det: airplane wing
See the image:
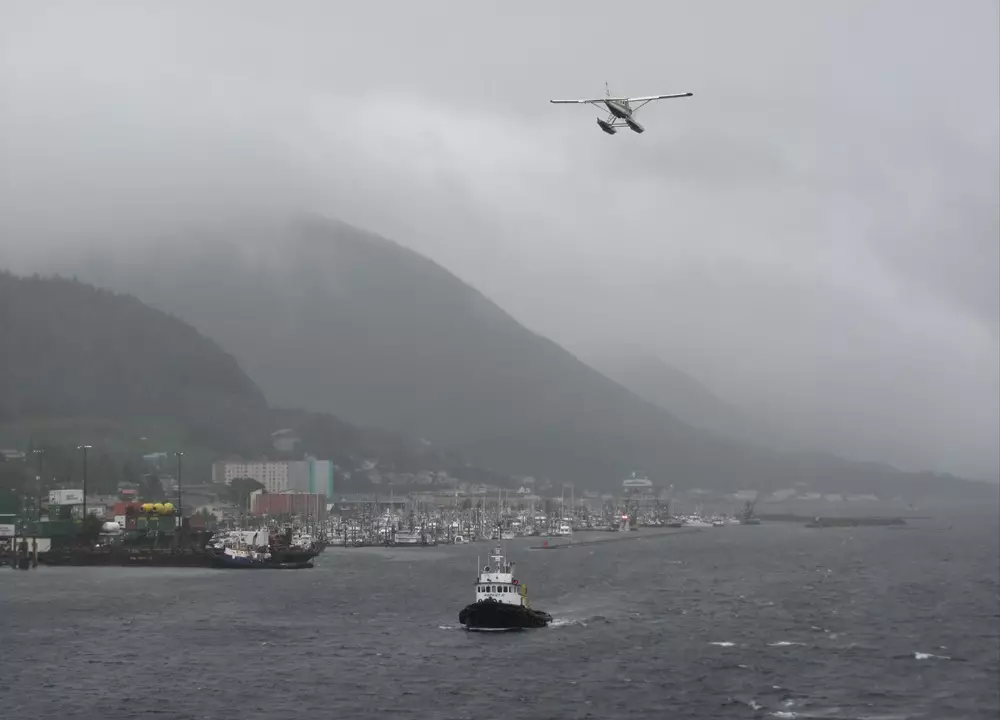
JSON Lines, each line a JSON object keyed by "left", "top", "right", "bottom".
{"left": 550, "top": 92, "right": 693, "bottom": 104}
{"left": 626, "top": 93, "right": 694, "bottom": 102}
{"left": 549, "top": 98, "right": 607, "bottom": 104}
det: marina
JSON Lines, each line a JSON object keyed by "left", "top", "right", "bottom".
{"left": 8, "top": 470, "right": 938, "bottom": 573}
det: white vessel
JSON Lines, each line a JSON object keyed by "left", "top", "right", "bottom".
{"left": 458, "top": 525, "right": 552, "bottom": 632}
{"left": 392, "top": 528, "right": 436, "bottom": 546}
{"left": 682, "top": 516, "right": 713, "bottom": 528}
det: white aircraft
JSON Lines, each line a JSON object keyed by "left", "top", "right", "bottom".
{"left": 550, "top": 83, "right": 693, "bottom": 135}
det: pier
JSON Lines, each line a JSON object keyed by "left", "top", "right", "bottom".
{"left": 530, "top": 527, "right": 700, "bottom": 550}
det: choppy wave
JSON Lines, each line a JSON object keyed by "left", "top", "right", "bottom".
{"left": 3, "top": 510, "right": 996, "bottom": 720}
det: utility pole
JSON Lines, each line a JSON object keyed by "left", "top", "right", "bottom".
{"left": 174, "top": 451, "right": 184, "bottom": 527}
{"left": 77, "top": 445, "right": 91, "bottom": 519}
{"left": 32, "top": 448, "right": 44, "bottom": 522}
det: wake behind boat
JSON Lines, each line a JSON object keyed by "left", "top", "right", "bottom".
{"left": 459, "top": 524, "right": 551, "bottom": 632}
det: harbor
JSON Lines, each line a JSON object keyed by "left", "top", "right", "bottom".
{"left": 6, "top": 466, "right": 934, "bottom": 572}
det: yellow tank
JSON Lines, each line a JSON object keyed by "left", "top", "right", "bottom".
{"left": 161, "top": 502, "right": 175, "bottom": 514}
{"left": 152, "top": 503, "right": 164, "bottom": 513}
{"left": 141, "top": 503, "right": 155, "bottom": 513}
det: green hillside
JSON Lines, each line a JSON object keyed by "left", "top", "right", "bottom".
{"left": 0, "top": 271, "right": 271, "bottom": 456}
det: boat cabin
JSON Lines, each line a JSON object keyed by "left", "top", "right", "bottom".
{"left": 475, "top": 543, "right": 528, "bottom": 607}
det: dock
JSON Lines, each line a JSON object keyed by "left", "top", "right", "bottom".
{"left": 529, "top": 527, "right": 700, "bottom": 550}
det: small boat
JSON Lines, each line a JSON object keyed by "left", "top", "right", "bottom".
{"left": 682, "top": 516, "right": 712, "bottom": 528}
{"left": 459, "top": 524, "right": 552, "bottom": 632}
{"left": 393, "top": 530, "right": 425, "bottom": 545}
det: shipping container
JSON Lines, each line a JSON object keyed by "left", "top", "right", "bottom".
{"left": 49, "top": 489, "right": 84, "bottom": 506}
{"left": 113, "top": 501, "right": 143, "bottom": 516}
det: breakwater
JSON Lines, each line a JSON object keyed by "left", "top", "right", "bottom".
{"left": 530, "top": 528, "right": 700, "bottom": 550}
{"left": 805, "top": 516, "right": 907, "bottom": 528}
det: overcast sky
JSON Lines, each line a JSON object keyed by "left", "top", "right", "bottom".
{"left": 1, "top": 0, "right": 998, "bottom": 478}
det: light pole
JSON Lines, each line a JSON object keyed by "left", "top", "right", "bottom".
{"left": 32, "top": 448, "right": 44, "bottom": 521}
{"left": 174, "top": 451, "right": 184, "bottom": 527}
{"left": 77, "top": 445, "right": 92, "bottom": 519}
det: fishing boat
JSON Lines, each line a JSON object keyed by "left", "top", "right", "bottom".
{"left": 681, "top": 515, "right": 712, "bottom": 528}
{"left": 210, "top": 546, "right": 313, "bottom": 570}
{"left": 391, "top": 528, "right": 437, "bottom": 546}
{"left": 458, "top": 524, "right": 552, "bottom": 632}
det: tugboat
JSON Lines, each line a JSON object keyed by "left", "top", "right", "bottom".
{"left": 458, "top": 524, "right": 552, "bottom": 632}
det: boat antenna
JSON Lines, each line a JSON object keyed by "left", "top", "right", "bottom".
{"left": 497, "top": 519, "right": 506, "bottom": 569}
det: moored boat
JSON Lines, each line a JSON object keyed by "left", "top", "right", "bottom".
{"left": 681, "top": 516, "right": 712, "bottom": 528}
{"left": 210, "top": 547, "right": 313, "bottom": 569}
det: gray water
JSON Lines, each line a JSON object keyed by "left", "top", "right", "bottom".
{"left": 3, "top": 513, "right": 998, "bottom": 719}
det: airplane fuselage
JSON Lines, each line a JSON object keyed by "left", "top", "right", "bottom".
{"left": 604, "top": 99, "right": 632, "bottom": 119}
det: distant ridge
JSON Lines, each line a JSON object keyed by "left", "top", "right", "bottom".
{"left": 29, "top": 214, "right": 985, "bottom": 498}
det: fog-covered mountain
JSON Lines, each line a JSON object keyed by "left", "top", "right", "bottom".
{"left": 0, "top": 270, "right": 505, "bottom": 490}
{"left": 34, "top": 214, "right": 977, "bottom": 496}
{"left": 585, "top": 353, "right": 754, "bottom": 438}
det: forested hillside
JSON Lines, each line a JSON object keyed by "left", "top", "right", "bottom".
{"left": 0, "top": 271, "right": 271, "bottom": 454}
{"left": 43, "top": 215, "right": 980, "bottom": 496}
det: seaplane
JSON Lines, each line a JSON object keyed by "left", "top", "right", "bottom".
{"left": 550, "top": 83, "right": 693, "bottom": 135}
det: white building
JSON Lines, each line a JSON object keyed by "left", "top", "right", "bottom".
{"left": 142, "top": 452, "right": 169, "bottom": 469}
{"left": 213, "top": 458, "right": 335, "bottom": 496}
{"left": 622, "top": 473, "right": 654, "bottom": 496}
{"left": 213, "top": 461, "right": 290, "bottom": 493}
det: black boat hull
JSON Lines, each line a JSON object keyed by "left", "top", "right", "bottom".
{"left": 209, "top": 554, "right": 313, "bottom": 570}
{"left": 459, "top": 599, "right": 552, "bottom": 630}
{"left": 37, "top": 551, "right": 219, "bottom": 567}
{"left": 268, "top": 548, "right": 320, "bottom": 563}
{"left": 36, "top": 549, "right": 315, "bottom": 569}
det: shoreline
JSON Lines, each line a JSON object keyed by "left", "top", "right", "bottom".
{"left": 529, "top": 527, "right": 702, "bottom": 550}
